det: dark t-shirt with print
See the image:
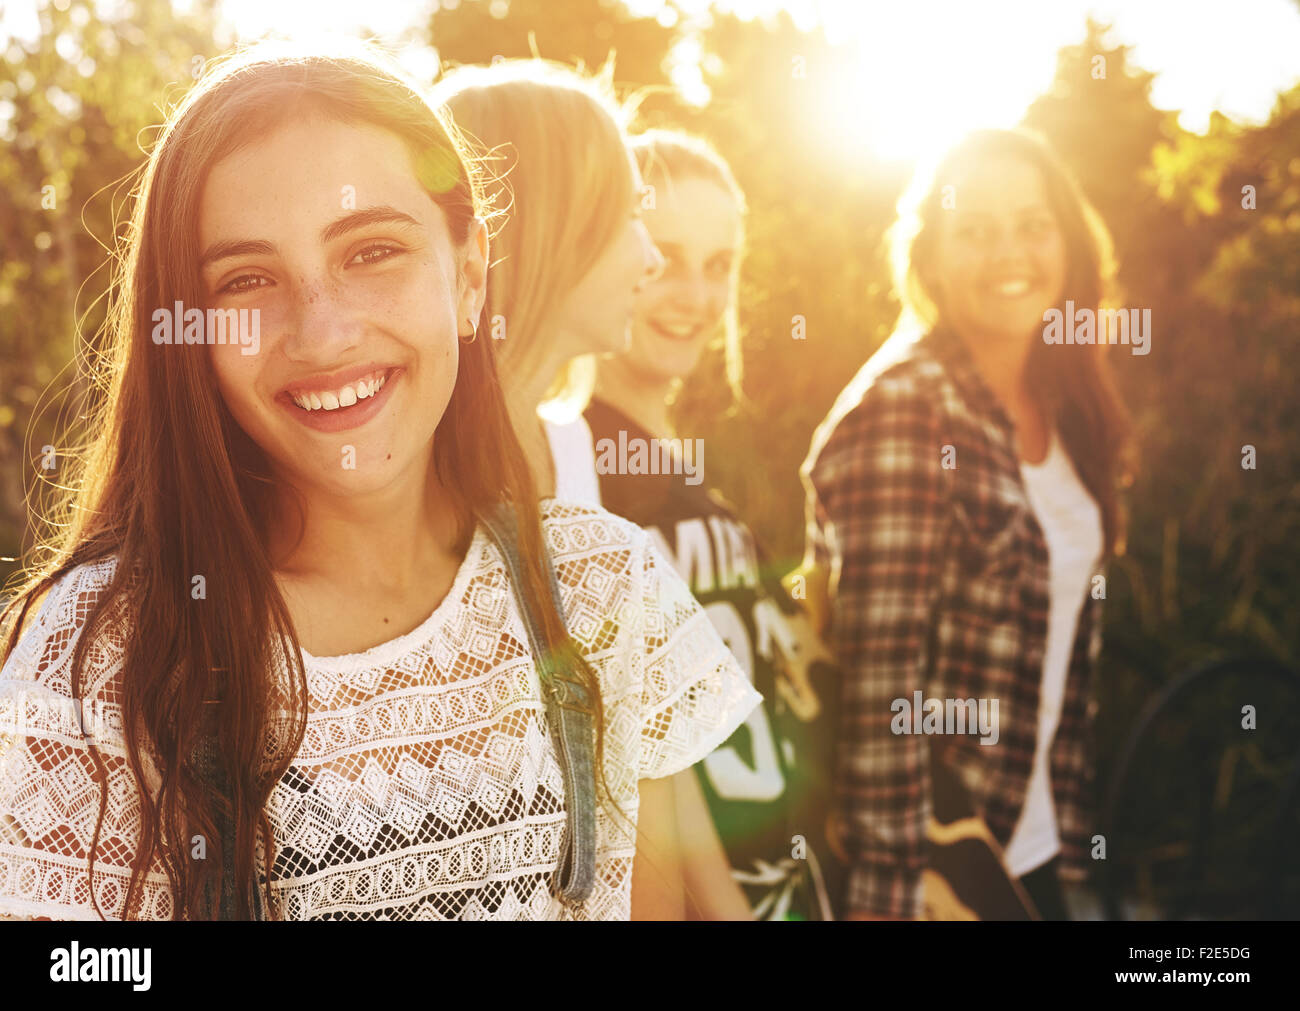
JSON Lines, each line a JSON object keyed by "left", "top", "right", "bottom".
{"left": 586, "top": 398, "right": 845, "bottom": 920}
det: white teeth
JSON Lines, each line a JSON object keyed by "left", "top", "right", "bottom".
{"left": 995, "top": 280, "right": 1030, "bottom": 296}
{"left": 656, "top": 322, "right": 696, "bottom": 338}
{"left": 289, "top": 371, "right": 389, "bottom": 411}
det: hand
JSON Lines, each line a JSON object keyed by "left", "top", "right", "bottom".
{"left": 780, "top": 563, "right": 832, "bottom": 639}
{"left": 767, "top": 605, "right": 831, "bottom": 723}
{"left": 825, "top": 809, "right": 850, "bottom": 865}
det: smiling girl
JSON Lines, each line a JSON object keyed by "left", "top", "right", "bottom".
{"left": 801, "top": 129, "right": 1133, "bottom": 920}
{"left": 0, "top": 40, "right": 760, "bottom": 921}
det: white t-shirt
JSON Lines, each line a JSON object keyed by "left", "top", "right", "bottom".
{"left": 1002, "top": 430, "right": 1103, "bottom": 878}
{"left": 0, "top": 499, "right": 761, "bottom": 920}
{"left": 544, "top": 416, "right": 601, "bottom": 507}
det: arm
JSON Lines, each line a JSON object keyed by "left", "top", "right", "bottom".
{"left": 629, "top": 775, "right": 686, "bottom": 920}
{"left": 673, "top": 766, "right": 752, "bottom": 920}
{"left": 628, "top": 769, "right": 753, "bottom": 921}
{"left": 803, "top": 376, "right": 950, "bottom": 920}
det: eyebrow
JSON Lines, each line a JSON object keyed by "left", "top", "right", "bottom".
{"left": 199, "top": 206, "right": 422, "bottom": 269}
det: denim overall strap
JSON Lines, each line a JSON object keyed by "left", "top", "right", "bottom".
{"left": 478, "top": 501, "right": 598, "bottom": 905}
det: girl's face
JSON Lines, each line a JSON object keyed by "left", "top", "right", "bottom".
{"left": 551, "top": 160, "right": 664, "bottom": 358}
{"left": 930, "top": 155, "right": 1067, "bottom": 351}
{"left": 626, "top": 176, "right": 741, "bottom": 384}
{"left": 199, "top": 116, "right": 485, "bottom": 498}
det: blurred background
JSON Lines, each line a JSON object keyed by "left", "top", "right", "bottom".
{"left": 2, "top": 0, "right": 1299, "bottom": 918}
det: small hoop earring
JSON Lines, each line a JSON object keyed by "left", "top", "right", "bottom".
{"left": 460, "top": 318, "right": 478, "bottom": 345}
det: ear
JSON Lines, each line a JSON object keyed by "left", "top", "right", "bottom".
{"left": 457, "top": 216, "right": 489, "bottom": 338}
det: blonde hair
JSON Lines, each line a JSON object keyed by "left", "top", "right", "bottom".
{"left": 628, "top": 128, "right": 748, "bottom": 404}
{"left": 432, "top": 59, "right": 637, "bottom": 418}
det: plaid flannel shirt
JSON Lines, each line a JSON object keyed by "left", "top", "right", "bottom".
{"left": 800, "top": 324, "right": 1104, "bottom": 919}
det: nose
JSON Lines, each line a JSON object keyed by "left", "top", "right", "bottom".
{"left": 988, "top": 226, "right": 1032, "bottom": 269}
{"left": 281, "top": 277, "right": 364, "bottom": 364}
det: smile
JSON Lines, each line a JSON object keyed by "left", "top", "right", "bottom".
{"left": 991, "top": 279, "right": 1032, "bottom": 297}
{"left": 277, "top": 366, "right": 401, "bottom": 434}
{"left": 650, "top": 320, "right": 703, "bottom": 341}
{"left": 288, "top": 370, "right": 389, "bottom": 412}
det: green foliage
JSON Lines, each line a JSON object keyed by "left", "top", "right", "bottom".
{"left": 1, "top": 0, "right": 221, "bottom": 579}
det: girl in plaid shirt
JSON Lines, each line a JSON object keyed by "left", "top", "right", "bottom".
{"left": 801, "top": 129, "right": 1134, "bottom": 920}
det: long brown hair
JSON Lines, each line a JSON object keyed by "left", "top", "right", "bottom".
{"left": 889, "top": 127, "right": 1135, "bottom": 555}
{"left": 0, "top": 39, "right": 611, "bottom": 920}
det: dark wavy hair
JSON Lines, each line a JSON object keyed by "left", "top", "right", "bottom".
{"left": 888, "top": 127, "right": 1135, "bottom": 554}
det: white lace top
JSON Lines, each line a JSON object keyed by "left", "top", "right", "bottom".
{"left": 0, "top": 499, "right": 762, "bottom": 920}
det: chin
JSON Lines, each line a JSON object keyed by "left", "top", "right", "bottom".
{"left": 637, "top": 350, "right": 694, "bottom": 387}
{"left": 301, "top": 459, "right": 407, "bottom": 498}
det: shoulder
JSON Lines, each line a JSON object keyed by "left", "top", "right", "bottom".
{"left": 539, "top": 498, "right": 646, "bottom": 555}
{"left": 818, "top": 332, "right": 951, "bottom": 444}
{"left": 536, "top": 499, "right": 690, "bottom": 637}
{"left": 804, "top": 333, "right": 955, "bottom": 488}
{"left": 537, "top": 500, "right": 762, "bottom": 780}
{"left": 1, "top": 556, "right": 123, "bottom": 696}
{"left": 538, "top": 499, "right": 652, "bottom": 594}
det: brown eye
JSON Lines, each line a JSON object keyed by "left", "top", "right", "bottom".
{"left": 349, "top": 243, "right": 402, "bottom": 266}
{"left": 220, "top": 274, "right": 270, "bottom": 295}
